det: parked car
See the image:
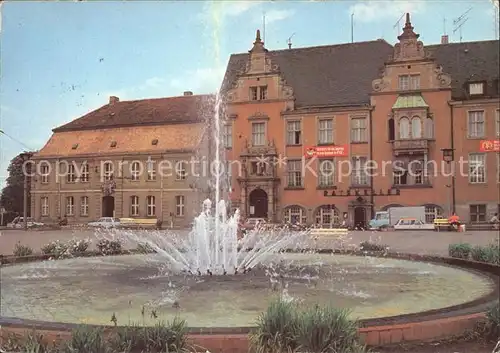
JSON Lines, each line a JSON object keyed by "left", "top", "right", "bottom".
{"left": 88, "top": 217, "right": 121, "bottom": 228}
{"left": 393, "top": 218, "right": 434, "bottom": 230}
{"left": 6, "top": 216, "right": 44, "bottom": 229}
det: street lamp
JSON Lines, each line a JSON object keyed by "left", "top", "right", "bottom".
{"left": 441, "top": 148, "right": 455, "bottom": 215}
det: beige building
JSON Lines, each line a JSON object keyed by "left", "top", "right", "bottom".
{"left": 30, "top": 93, "right": 215, "bottom": 228}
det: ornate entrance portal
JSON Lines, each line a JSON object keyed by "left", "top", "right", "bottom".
{"left": 248, "top": 188, "right": 268, "bottom": 219}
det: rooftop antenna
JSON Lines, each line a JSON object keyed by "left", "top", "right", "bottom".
{"left": 287, "top": 33, "right": 296, "bottom": 49}
{"left": 351, "top": 12, "right": 354, "bottom": 43}
{"left": 392, "top": 13, "right": 405, "bottom": 37}
{"left": 453, "top": 7, "right": 472, "bottom": 43}
{"left": 263, "top": 11, "right": 266, "bottom": 44}
{"left": 443, "top": 17, "right": 447, "bottom": 35}
{"left": 491, "top": 0, "right": 499, "bottom": 40}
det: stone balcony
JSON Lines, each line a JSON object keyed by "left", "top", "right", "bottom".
{"left": 392, "top": 139, "right": 429, "bottom": 156}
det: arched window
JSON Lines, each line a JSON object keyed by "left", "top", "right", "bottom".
{"left": 411, "top": 116, "right": 422, "bottom": 138}
{"left": 380, "top": 204, "right": 403, "bottom": 211}
{"left": 399, "top": 117, "right": 410, "bottom": 139}
{"left": 314, "top": 205, "right": 340, "bottom": 228}
{"left": 424, "top": 205, "right": 443, "bottom": 223}
{"left": 283, "top": 205, "right": 307, "bottom": 224}
{"left": 425, "top": 117, "right": 434, "bottom": 138}
{"left": 388, "top": 118, "right": 395, "bottom": 141}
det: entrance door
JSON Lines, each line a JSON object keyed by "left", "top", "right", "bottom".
{"left": 249, "top": 188, "right": 268, "bottom": 219}
{"left": 102, "top": 196, "right": 115, "bottom": 217}
{"left": 354, "top": 207, "right": 366, "bottom": 230}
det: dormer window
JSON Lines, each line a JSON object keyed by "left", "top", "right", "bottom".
{"left": 110, "top": 141, "right": 117, "bottom": 148}
{"left": 152, "top": 139, "right": 158, "bottom": 146}
{"left": 249, "top": 86, "right": 268, "bottom": 101}
{"left": 398, "top": 74, "right": 420, "bottom": 91}
{"left": 469, "top": 82, "right": 484, "bottom": 95}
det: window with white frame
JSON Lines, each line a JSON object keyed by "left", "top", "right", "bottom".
{"left": 283, "top": 205, "right": 307, "bottom": 224}
{"left": 130, "top": 195, "right": 139, "bottom": 216}
{"left": 496, "top": 109, "right": 500, "bottom": 137}
{"left": 424, "top": 117, "right": 434, "bottom": 138}
{"left": 469, "top": 153, "right": 486, "bottom": 183}
{"left": 146, "top": 195, "right": 156, "bottom": 216}
{"left": 40, "top": 164, "right": 49, "bottom": 183}
{"left": 318, "top": 119, "right": 333, "bottom": 144}
{"left": 252, "top": 122, "right": 265, "bottom": 146}
{"left": 411, "top": 116, "right": 422, "bottom": 138}
{"left": 351, "top": 156, "right": 368, "bottom": 185}
{"left": 41, "top": 197, "right": 49, "bottom": 216}
{"left": 80, "top": 196, "right": 89, "bottom": 216}
{"left": 175, "top": 161, "right": 187, "bottom": 180}
{"left": 424, "top": 205, "right": 442, "bottom": 223}
{"left": 469, "top": 82, "right": 484, "bottom": 95}
{"left": 350, "top": 116, "right": 367, "bottom": 142}
{"left": 103, "top": 162, "right": 113, "bottom": 180}
{"left": 398, "top": 74, "right": 420, "bottom": 90}
{"left": 223, "top": 124, "right": 232, "bottom": 148}
{"left": 147, "top": 160, "right": 156, "bottom": 181}
{"left": 315, "top": 206, "right": 340, "bottom": 228}
{"left": 399, "top": 117, "right": 410, "bottom": 139}
{"left": 393, "top": 169, "right": 408, "bottom": 185}
{"left": 176, "top": 195, "right": 185, "bottom": 217}
{"left": 66, "top": 196, "right": 74, "bottom": 216}
{"left": 67, "top": 164, "right": 76, "bottom": 183}
{"left": 286, "top": 120, "right": 301, "bottom": 145}
{"left": 467, "top": 111, "right": 485, "bottom": 138}
{"left": 131, "top": 162, "right": 140, "bottom": 181}
{"left": 287, "top": 160, "right": 302, "bottom": 187}
{"left": 470, "top": 204, "right": 486, "bottom": 222}
{"left": 80, "top": 163, "right": 89, "bottom": 182}
{"left": 318, "top": 159, "right": 334, "bottom": 187}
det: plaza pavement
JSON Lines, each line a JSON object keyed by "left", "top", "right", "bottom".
{"left": 0, "top": 227, "right": 498, "bottom": 257}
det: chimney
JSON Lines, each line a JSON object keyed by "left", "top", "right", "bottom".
{"left": 441, "top": 35, "right": 449, "bottom": 44}
{"left": 109, "top": 96, "right": 119, "bottom": 104}
{"left": 183, "top": 91, "right": 193, "bottom": 96}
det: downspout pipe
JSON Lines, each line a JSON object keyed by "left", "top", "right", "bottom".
{"left": 450, "top": 103, "right": 456, "bottom": 213}
{"left": 369, "top": 107, "right": 374, "bottom": 218}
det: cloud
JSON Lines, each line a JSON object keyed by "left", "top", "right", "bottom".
{"left": 169, "top": 66, "right": 226, "bottom": 94}
{"left": 349, "top": 0, "right": 426, "bottom": 23}
{"left": 258, "top": 9, "right": 295, "bottom": 24}
{"left": 196, "top": 1, "right": 263, "bottom": 23}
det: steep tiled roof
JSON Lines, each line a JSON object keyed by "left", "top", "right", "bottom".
{"left": 53, "top": 94, "right": 215, "bottom": 132}
{"left": 34, "top": 123, "right": 205, "bottom": 158}
{"left": 222, "top": 39, "right": 499, "bottom": 107}
{"left": 427, "top": 40, "right": 499, "bottom": 100}
{"left": 221, "top": 40, "right": 394, "bottom": 108}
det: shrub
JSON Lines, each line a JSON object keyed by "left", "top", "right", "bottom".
{"left": 96, "top": 239, "right": 122, "bottom": 255}
{"left": 448, "top": 243, "right": 472, "bottom": 259}
{"left": 359, "top": 241, "right": 387, "bottom": 252}
{"left": 0, "top": 331, "right": 49, "bottom": 353}
{"left": 62, "top": 325, "right": 108, "bottom": 353}
{"left": 250, "top": 299, "right": 299, "bottom": 353}
{"left": 136, "top": 242, "right": 156, "bottom": 254}
{"left": 470, "top": 244, "right": 499, "bottom": 264}
{"left": 486, "top": 301, "right": 500, "bottom": 340}
{"left": 109, "top": 318, "right": 190, "bottom": 353}
{"left": 67, "top": 238, "right": 91, "bottom": 254}
{"left": 295, "top": 306, "right": 365, "bottom": 353}
{"left": 41, "top": 240, "right": 69, "bottom": 258}
{"left": 13, "top": 242, "right": 33, "bottom": 257}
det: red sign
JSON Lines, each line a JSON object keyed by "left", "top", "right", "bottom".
{"left": 305, "top": 145, "right": 348, "bottom": 158}
{"left": 479, "top": 140, "right": 500, "bottom": 152}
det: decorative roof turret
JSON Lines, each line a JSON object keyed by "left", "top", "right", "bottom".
{"left": 392, "top": 13, "right": 426, "bottom": 61}
{"left": 249, "top": 29, "right": 268, "bottom": 53}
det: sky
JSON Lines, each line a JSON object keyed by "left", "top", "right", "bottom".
{"left": 0, "top": 0, "right": 499, "bottom": 189}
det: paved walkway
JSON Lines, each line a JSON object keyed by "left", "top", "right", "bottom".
{"left": 0, "top": 228, "right": 498, "bottom": 256}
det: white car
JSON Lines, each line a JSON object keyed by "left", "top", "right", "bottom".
{"left": 88, "top": 217, "right": 121, "bottom": 228}
{"left": 7, "top": 217, "right": 44, "bottom": 229}
{"left": 393, "top": 218, "right": 434, "bottom": 230}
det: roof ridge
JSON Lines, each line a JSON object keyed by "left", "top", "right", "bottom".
{"left": 229, "top": 39, "right": 392, "bottom": 57}
{"left": 117, "top": 93, "right": 215, "bottom": 104}
{"left": 426, "top": 39, "right": 499, "bottom": 47}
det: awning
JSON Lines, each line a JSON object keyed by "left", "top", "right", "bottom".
{"left": 392, "top": 94, "right": 429, "bottom": 109}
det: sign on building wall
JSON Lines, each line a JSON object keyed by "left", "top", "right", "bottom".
{"left": 479, "top": 140, "right": 500, "bottom": 152}
{"left": 305, "top": 145, "right": 348, "bottom": 158}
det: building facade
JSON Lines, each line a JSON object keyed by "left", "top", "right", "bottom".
{"left": 221, "top": 14, "right": 499, "bottom": 227}
{"left": 30, "top": 93, "right": 215, "bottom": 228}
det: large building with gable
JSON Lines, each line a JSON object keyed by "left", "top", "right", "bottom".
{"left": 221, "top": 14, "right": 499, "bottom": 227}
{"left": 30, "top": 93, "right": 215, "bottom": 228}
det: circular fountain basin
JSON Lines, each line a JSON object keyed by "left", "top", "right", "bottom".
{"left": 0, "top": 253, "right": 495, "bottom": 328}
